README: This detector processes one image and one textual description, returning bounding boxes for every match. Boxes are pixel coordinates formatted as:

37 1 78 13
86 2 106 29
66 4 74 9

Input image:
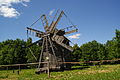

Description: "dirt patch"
97 70 111 73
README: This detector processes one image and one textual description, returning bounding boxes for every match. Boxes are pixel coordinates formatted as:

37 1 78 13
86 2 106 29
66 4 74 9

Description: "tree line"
0 29 120 65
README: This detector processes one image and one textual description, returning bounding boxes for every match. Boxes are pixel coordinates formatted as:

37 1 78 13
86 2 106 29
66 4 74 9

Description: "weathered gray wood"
26 11 77 73
65 29 78 35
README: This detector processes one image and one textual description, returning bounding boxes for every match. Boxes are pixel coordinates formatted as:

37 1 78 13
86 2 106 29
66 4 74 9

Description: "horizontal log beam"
1 59 120 67
65 29 78 35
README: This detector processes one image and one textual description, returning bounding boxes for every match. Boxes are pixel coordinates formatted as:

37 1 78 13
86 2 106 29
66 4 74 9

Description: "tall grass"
0 64 120 80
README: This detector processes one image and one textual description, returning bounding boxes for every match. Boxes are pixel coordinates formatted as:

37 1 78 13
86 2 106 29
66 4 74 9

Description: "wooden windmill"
26 10 78 73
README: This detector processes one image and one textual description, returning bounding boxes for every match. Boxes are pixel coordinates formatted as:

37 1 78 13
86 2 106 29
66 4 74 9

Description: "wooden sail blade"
40 15 49 32
27 27 44 34
49 11 64 33
65 29 78 35
55 40 73 52
27 27 44 38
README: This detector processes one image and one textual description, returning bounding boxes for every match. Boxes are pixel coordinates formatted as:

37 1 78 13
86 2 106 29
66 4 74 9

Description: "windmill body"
27 10 78 73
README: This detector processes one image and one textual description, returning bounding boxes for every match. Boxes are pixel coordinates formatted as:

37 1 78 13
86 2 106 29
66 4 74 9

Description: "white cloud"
49 9 55 16
0 0 30 18
68 33 81 39
0 6 20 18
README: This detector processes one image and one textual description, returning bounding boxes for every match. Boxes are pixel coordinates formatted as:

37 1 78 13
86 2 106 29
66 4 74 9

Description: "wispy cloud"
49 9 55 16
68 33 81 39
0 0 30 18
21 2 28 7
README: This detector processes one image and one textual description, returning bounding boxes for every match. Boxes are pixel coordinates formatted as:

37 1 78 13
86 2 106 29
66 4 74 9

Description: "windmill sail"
26 10 78 74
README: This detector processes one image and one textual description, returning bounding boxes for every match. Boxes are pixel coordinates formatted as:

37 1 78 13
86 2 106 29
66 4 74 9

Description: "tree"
115 29 120 58
25 38 41 63
80 40 105 61
105 29 120 59
0 39 27 65
105 40 116 59
71 44 81 61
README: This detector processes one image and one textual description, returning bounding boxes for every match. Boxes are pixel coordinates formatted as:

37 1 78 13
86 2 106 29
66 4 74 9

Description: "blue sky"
0 0 120 46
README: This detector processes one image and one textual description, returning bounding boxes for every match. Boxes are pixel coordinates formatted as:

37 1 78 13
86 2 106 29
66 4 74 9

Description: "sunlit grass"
0 64 120 80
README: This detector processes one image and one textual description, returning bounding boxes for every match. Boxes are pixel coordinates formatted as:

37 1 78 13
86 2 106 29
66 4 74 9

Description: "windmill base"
35 66 63 74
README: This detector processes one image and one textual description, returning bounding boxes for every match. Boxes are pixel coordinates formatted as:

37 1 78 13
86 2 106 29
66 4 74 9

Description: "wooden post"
47 61 50 78
19 65 21 71
13 69 14 73
17 65 20 75
7 66 8 71
98 61 102 67
17 70 19 75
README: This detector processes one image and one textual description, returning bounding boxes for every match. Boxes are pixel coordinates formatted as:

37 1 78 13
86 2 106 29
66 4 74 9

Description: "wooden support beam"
40 15 49 31
47 61 50 78
19 65 21 71
55 40 73 51
65 29 78 35
49 11 64 33
27 27 44 35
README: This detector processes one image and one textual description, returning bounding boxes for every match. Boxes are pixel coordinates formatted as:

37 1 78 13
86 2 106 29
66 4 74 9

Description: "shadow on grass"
0 75 8 79
70 66 90 70
36 66 90 74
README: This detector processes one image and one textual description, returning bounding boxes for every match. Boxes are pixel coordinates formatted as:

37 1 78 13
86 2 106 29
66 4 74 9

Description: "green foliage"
71 29 120 62
25 38 41 63
105 29 120 59
80 40 105 61
115 29 120 58
71 44 82 61
105 40 116 59
0 39 27 65
0 29 120 65
0 38 41 65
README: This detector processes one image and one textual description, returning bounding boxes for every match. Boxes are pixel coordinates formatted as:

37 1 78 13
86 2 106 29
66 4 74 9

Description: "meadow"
0 64 120 80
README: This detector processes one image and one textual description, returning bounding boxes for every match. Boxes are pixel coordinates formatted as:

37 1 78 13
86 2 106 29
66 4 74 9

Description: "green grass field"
0 64 120 80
